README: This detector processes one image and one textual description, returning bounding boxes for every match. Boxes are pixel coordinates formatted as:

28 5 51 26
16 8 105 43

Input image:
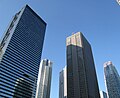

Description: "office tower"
13 78 32 98
100 91 107 98
0 5 46 98
35 59 52 98
66 32 100 98
104 61 120 98
59 66 67 98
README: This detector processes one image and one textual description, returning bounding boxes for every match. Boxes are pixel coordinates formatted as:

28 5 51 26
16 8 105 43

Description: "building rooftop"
104 61 113 67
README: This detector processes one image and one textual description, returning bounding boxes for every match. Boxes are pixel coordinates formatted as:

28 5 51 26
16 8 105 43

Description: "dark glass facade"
66 32 100 98
0 5 46 98
13 78 32 98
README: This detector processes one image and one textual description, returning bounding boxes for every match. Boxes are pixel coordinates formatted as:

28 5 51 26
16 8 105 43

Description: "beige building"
66 32 100 98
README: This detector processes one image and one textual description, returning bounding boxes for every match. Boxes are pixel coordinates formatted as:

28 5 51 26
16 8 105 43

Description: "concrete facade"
36 59 52 98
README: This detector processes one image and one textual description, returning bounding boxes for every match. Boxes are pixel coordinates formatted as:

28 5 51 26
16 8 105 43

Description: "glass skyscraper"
66 32 100 98
0 5 46 98
59 66 67 98
104 61 120 98
35 59 52 98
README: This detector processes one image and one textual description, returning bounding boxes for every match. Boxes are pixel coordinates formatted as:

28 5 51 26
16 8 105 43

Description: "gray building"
66 32 100 98
59 66 67 98
35 59 52 98
104 61 120 98
100 91 107 98
0 5 46 97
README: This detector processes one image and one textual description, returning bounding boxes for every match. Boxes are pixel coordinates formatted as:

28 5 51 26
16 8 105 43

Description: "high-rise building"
104 61 120 98
35 59 52 98
66 32 100 98
13 78 32 98
0 5 46 98
59 66 67 98
100 91 107 98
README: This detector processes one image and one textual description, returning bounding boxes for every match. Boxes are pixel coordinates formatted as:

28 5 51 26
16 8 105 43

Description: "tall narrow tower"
100 91 107 98
66 32 100 98
59 66 67 98
0 5 46 98
35 59 52 98
104 61 120 98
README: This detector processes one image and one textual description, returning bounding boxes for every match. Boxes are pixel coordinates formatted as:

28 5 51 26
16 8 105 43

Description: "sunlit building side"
35 59 52 98
104 61 120 98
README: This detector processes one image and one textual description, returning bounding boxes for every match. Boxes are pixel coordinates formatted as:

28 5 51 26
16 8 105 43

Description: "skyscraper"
0 5 46 98
100 91 107 98
66 32 100 98
59 66 67 98
35 59 52 98
13 78 32 98
104 61 120 98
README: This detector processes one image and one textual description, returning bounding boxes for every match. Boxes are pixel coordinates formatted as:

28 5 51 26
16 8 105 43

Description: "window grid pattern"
104 64 120 98
0 5 46 98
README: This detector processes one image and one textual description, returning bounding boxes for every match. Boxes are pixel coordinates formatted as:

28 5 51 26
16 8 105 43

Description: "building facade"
0 5 46 98
13 78 32 98
104 61 120 98
35 59 52 98
59 66 67 98
66 32 100 98
100 91 107 98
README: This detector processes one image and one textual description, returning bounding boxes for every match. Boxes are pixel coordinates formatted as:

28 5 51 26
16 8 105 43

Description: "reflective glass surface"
0 5 46 98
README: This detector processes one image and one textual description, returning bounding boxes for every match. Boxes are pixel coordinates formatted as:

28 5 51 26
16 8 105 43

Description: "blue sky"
0 0 120 98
